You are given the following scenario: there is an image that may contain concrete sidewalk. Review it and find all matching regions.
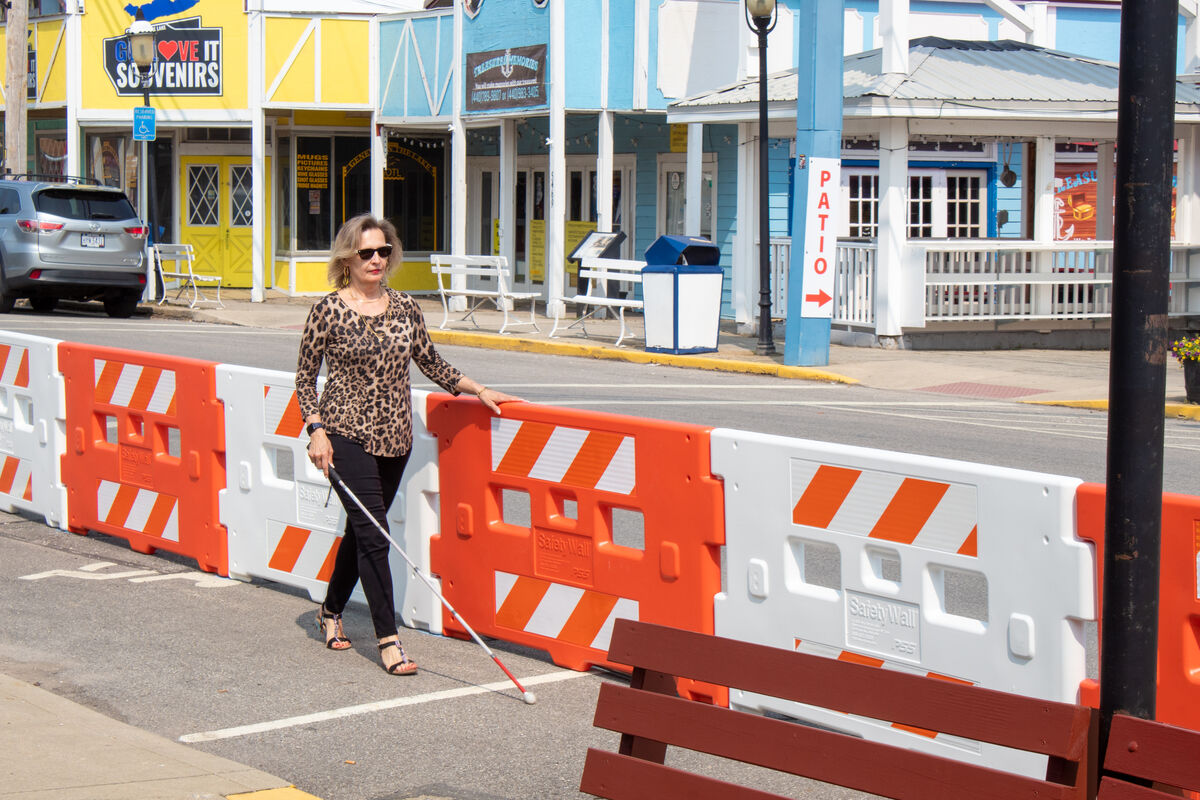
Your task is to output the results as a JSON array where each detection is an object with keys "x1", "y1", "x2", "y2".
[
  {"x1": 0, "y1": 672, "x2": 314, "y2": 800},
  {"x1": 151, "y1": 288, "x2": 1200, "y2": 420}
]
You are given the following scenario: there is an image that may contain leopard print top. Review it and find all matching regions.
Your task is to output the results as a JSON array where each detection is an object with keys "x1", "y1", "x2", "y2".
[{"x1": 296, "y1": 289, "x2": 464, "y2": 457}]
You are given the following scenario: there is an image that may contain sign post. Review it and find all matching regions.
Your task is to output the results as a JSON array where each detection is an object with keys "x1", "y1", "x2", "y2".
[{"x1": 784, "y1": 0, "x2": 844, "y2": 367}]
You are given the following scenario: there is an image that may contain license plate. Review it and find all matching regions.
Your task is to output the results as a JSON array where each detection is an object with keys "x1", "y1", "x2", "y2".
[{"x1": 81, "y1": 233, "x2": 105, "y2": 248}]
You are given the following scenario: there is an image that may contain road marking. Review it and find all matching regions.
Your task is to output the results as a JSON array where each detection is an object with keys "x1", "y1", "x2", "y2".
[
  {"x1": 179, "y1": 670, "x2": 592, "y2": 743},
  {"x1": 19, "y1": 560, "x2": 236, "y2": 588}
]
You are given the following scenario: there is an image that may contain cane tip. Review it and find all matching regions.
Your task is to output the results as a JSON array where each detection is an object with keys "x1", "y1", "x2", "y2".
[{"x1": 522, "y1": 691, "x2": 538, "y2": 705}]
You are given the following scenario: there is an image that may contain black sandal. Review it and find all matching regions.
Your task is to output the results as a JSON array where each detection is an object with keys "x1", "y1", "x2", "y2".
[
  {"x1": 315, "y1": 604, "x2": 351, "y2": 650},
  {"x1": 378, "y1": 639, "x2": 418, "y2": 675}
]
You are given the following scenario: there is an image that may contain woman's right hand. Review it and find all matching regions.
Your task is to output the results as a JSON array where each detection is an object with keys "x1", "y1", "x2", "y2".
[{"x1": 308, "y1": 430, "x2": 333, "y2": 477}]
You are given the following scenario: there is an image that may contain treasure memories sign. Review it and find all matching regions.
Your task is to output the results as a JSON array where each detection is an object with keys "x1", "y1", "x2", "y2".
[
  {"x1": 103, "y1": 16, "x2": 222, "y2": 96},
  {"x1": 465, "y1": 45, "x2": 546, "y2": 112}
]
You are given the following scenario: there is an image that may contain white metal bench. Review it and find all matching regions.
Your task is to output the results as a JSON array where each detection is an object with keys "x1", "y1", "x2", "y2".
[
  {"x1": 430, "y1": 254, "x2": 540, "y2": 335},
  {"x1": 551, "y1": 257, "x2": 645, "y2": 347},
  {"x1": 155, "y1": 243, "x2": 223, "y2": 309}
]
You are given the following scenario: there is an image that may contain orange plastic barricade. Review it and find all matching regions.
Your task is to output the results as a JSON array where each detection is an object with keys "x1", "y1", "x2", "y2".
[
  {"x1": 59, "y1": 343, "x2": 227, "y2": 574},
  {"x1": 1077, "y1": 483, "x2": 1200, "y2": 730},
  {"x1": 428, "y1": 395, "x2": 724, "y2": 683}
]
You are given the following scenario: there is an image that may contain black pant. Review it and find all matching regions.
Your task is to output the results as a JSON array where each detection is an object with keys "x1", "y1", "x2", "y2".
[{"x1": 322, "y1": 433, "x2": 410, "y2": 639}]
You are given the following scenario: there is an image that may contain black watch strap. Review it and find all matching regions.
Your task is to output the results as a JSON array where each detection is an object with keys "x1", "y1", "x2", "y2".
[{"x1": 306, "y1": 422, "x2": 325, "y2": 436}]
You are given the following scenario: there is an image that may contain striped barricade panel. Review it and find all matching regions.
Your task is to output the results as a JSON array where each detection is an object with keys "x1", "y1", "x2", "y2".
[
  {"x1": 216, "y1": 365, "x2": 443, "y2": 633},
  {"x1": 711, "y1": 428, "x2": 1093, "y2": 777},
  {"x1": 428, "y1": 395, "x2": 724, "y2": 687},
  {"x1": 59, "y1": 344, "x2": 227, "y2": 574},
  {"x1": 0, "y1": 333, "x2": 67, "y2": 528},
  {"x1": 1077, "y1": 484, "x2": 1200, "y2": 733}
]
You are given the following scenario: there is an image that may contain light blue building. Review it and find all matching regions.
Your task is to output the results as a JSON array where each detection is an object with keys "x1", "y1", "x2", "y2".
[{"x1": 378, "y1": 0, "x2": 1200, "y2": 346}]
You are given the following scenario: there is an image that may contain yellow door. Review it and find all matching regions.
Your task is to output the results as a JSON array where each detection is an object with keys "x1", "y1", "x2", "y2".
[{"x1": 180, "y1": 155, "x2": 265, "y2": 287}]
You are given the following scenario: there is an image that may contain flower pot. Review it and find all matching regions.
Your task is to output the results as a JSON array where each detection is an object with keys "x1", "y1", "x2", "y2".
[{"x1": 1185, "y1": 359, "x2": 1200, "y2": 404}]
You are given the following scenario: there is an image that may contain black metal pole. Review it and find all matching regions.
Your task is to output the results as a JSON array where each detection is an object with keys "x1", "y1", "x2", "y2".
[
  {"x1": 143, "y1": 82, "x2": 159, "y2": 300},
  {"x1": 755, "y1": 19, "x2": 775, "y2": 355},
  {"x1": 1100, "y1": 0, "x2": 1175, "y2": 759}
]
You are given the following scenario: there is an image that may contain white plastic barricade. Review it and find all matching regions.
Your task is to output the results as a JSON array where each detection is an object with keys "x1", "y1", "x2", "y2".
[
  {"x1": 711, "y1": 428, "x2": 1094, "y2": 777},
  {"x1": 216, "y1": 365, "x2": 442, "y2": 633},
  {"x1": 0, "y1": 333, "x2": 66, "y2": 529}
]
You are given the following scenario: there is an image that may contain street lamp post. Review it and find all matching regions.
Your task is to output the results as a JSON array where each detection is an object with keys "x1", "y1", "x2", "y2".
[
  {"x1": 125, "y1": 10, "x2": 157, "y2": 300},
  {"x1": 746, "y1": 0, "x2": 777, "y2": 355}
]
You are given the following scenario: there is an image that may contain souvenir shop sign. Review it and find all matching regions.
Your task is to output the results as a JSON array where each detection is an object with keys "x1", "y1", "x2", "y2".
[
  {"x1": 465, "y1": 45, "x2": 546, "y2": 112},
  {"x1": 103, "y1": 16, "x2": 223, "y2": 96}
]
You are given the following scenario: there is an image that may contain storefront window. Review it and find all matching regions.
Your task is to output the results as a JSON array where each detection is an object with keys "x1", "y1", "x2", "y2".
[
  {"x1": 87, "y1": 134, "x2": 137, "y2": 198},
  {"x1": 295, "y1": 136, "x2": 331, "y2": 251},
  {"x1": 335, "y1": 136, "x2": 372, "y2": 231},
  {"x1": 276, "y1": 136, "x2": 291, "y2": 251},
  {"x1": 384, "y1": 136, "x2": 445, "y2": 253},
  {"x1": 35, "y1": 135, "x2": 66, "y2": 178}
]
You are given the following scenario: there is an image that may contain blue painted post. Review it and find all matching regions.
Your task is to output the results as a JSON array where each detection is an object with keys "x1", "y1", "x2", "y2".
[{"x1": 784, "y1": 0, "x2": 844, "y2": 367}]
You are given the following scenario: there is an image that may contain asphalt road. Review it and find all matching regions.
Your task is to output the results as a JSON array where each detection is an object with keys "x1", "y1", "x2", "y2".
[{"x1": 0, "y1": 306, "x2": 1196, "y2": 799}]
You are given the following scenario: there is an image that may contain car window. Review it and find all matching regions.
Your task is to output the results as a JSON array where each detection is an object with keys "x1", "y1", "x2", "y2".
[
  {"x1": 34, "y1": 189, "x2": 136, "y2": 221},
  {"x1": 0, "y1": 188, "x2": 20, "y2": 215}
]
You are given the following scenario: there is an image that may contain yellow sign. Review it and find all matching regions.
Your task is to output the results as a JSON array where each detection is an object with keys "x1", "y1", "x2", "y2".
[
  {"x1": 529, "y1": 220, "x2": 545, "y2": 281},
  {"x1": 564, "y1": 220, "x2": 598, "y2": 274},
  {"x1": 670, "y1": 124, "x2": 689, "y2": 153},
  {"x1": 492, "y1": 218, "x2": 500, "y2": 255}
]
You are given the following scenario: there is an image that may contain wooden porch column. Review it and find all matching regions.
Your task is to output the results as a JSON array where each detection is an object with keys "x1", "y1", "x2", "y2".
[
  {"x1": 1097, "y1": 141, "x2": 1116, "y2": 241},
  {"x1": 450, "y1": 0, "x2": 468, "y2": 311},
  {"x1": 499, "y1": 118, "x2": 517, "y2": 279},
  {"x1": 876, "y1": 118, "x2": 909, "y2": 338},
  {"x1": 736, "y1": 122, "x2": 757, "y2": 326},
  {"x1": 686, "y1": 123, "x2": 703, "y2": 235},
  {"x1": 1176, "y1": 128, "x2": 1200, "y2": 244},
  {"x1": 1033, "y1": 135, "x2": 1057, "y2": 314}
]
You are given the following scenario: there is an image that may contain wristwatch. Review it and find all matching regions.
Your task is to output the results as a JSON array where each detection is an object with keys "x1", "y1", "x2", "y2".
[{"x1": 306, "y1": 422, "x2": 325, "y2": 436}]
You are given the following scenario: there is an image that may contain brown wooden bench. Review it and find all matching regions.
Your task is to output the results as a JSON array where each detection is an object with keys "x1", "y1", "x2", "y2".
[
  {"x1": 581, "y1": 620, "x2": 1096, "y2": 800},
  {"x1": 1099, "y1": 713, "x2": 1200, "y2": 799}
]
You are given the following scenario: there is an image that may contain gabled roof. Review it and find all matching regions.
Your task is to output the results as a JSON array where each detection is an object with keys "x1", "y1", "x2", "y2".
[{"x1": 669, "y1": 37, "x2": 1200, "y2": 123}]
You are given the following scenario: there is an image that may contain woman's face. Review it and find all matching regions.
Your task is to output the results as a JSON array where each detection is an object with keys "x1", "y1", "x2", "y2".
[{"x1": 347, "y1": 227, "x2": 390, "y2": 292}]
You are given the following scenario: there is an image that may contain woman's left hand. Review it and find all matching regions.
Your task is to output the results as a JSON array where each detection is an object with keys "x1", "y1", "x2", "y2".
[{"x1": 477, "y1": 386, "x2": 523, "y2": 415}]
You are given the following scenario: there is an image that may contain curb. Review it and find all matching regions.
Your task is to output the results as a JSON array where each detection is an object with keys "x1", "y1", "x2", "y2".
[
  {"x1": 227, "y1": 790, "x2": 324, "y2": 800},
  {"x1": 1024, "y1": 398, "x2": 1200, "y2": 420},
  {"x1": 428, "y1": 329, "x2": 859, "y2": 384}
]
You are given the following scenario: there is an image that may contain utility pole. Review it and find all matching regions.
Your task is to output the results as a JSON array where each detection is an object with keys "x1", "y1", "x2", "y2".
[{"x1": 4, "y1": 1, "x2": 29, "y2": 176}]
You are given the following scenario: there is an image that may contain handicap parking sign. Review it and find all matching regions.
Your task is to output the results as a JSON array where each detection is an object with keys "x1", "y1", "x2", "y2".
[{"x1": 133, "y1": 106, "x2": 156, "y2": 142}]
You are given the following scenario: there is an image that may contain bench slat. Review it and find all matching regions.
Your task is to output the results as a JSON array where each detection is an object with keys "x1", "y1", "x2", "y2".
[
  {"x1": 580, "y1": 749, "x2": 790, "y2": 800},
  {"x1": 1102, "y1": 714, "x2": 1200, "y2": 791},
  {"x1": 607, "y1": 621, "x2": 1091, "y2": 758},
  {"x1": 592, "y1": 682, "x2": 1075, "y2": 800},
  {"x1": 1097, "y1": 777, "x2": 1185, "y2": 800}
]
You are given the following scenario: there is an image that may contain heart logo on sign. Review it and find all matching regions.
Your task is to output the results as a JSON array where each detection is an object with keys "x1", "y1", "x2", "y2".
[{"x1": 157, "y1": 41, "x2": 177, "y2": 60}]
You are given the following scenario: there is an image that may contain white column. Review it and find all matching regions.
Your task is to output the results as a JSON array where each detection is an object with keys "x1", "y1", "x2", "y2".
[
  {"x1": 500, "y1": 118, "x2": 517, "y2": 267},
  {"x1": 633, "y1": 0, "x2": 649, "y2": 109},
  {"x1": 597, "y1": 112, "x2": 614, "y2": 232},
  {"x1": 370, "y1": 18, "x2": 384, "y2": 224},
  {"x1": 876, "y1": 118, "x2": 909, "y2": 337},
  {"x1": 685, "y1": 123, "x2": 702, "y2": 235},
  {"x1": 1032, "y1": 135, "x2": 1056, "y2": 314},
  {"x1": 546, "y1": 0, "x2": 567, "y2": 318},
  {"x1": 735, "y1": 121, "x2": 756, "y2": 327},
  {"x1": 450, "y1": 0, "x2": 467, "y2": 309},
  {"x1": 65, "y1": 10, "x2": 81, "y2": 178},
  {"x1": 1176, "y1": 131, "x2": 1200, "y2": 244},
  {"x1": 880, "y1": 0, "x2": 909, "y2": 75},
  {"x1": 1186, "y1": 6, "x2": 1200, "y2": 74},
  {"x1": 249, "y1": 11, "x2": 265, "y2": 302},
  {"x1": 1026, "y1": 2, "x2": 1051, "y2": 47}
]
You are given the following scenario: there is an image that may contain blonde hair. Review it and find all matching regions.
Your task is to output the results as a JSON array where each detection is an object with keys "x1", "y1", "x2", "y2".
[{"x1": 326, "y1": 214, "x2": 403, "y2": 289}]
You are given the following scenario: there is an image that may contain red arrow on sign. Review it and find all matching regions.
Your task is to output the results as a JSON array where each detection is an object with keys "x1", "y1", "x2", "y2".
[{"x1": 805, "y1": 290, "x2": 832, "y2": 307}]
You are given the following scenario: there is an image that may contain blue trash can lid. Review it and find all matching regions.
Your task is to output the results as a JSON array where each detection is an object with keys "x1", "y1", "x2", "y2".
[{"x1": 645, "y1": 234, "x2": 721, "y2": 266}]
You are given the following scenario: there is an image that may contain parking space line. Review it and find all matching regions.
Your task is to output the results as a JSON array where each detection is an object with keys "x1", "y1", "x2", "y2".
[{"x1": 179, "y1": 670, "x2": 592, "y2": 743}]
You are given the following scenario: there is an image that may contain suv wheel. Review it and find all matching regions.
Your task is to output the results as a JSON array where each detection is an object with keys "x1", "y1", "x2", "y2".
[
  {"x1": 29, "y1": 297, "x2": 57, "y2": 313},
  {"x1": 0, "y1": 290, "x2": 15, "y2": 313},
  {"x1": 104, "y1": 291, "x2": 141, "y2": 319}
]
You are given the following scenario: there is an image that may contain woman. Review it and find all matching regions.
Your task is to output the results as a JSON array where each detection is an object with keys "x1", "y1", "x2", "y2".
[{"x1": 296, "y1": 213, "x2": 520, "y2": 675}]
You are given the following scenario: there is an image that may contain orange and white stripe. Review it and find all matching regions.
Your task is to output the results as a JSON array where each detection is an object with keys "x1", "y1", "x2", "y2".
[
  {"x1": 491, "y1": 418, "x2": 636, "y2": 494},
  {"x1": 265, "y1": 521, "x2": 341, "y2": 582},
  {"x1": 263, "y1": 385, "x2": 305, "y2": 438},
  {"x1": 93, "y1": 360, "x2": 176, "y2": 415},
  {"x1": 494, "y1": 571, "x2": 638, "y2": 651},
  {"x1": 0, "y1": 344, "x2": 30, "y2": 388},
  {"x1": 97, "y1": 479, "x2": 179, "y2": 541},
  {"x1": 0, "y1": 455, "x2": 33, "y2": 502},
  {"x1": 791, "y1": 638, "x2": 977, "y2": 746},
  {"x1": 790, "y1": 459, "x2": 978, "y2": 556}
]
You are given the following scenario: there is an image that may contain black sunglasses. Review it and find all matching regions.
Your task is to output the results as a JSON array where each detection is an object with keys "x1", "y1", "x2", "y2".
[{"x1": 356, "y1": 245, "x2": 394, "y2": 260}]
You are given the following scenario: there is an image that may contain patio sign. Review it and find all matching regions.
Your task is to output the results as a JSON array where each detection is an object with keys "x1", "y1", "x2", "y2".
[
  {"x1": 465, "y1": 45, "x2": 546, "y2": 111},
  {"x1": 103, "y1": 16, "x2": 223, "y2": 96},
  {"x1": 799, "y1": 157, "x2": 840, "y2": 319}
]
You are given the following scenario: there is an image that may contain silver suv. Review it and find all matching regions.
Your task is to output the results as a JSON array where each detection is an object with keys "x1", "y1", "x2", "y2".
[{"x1": 0, "y1": 175, "x2": 148, "y2": 317}]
